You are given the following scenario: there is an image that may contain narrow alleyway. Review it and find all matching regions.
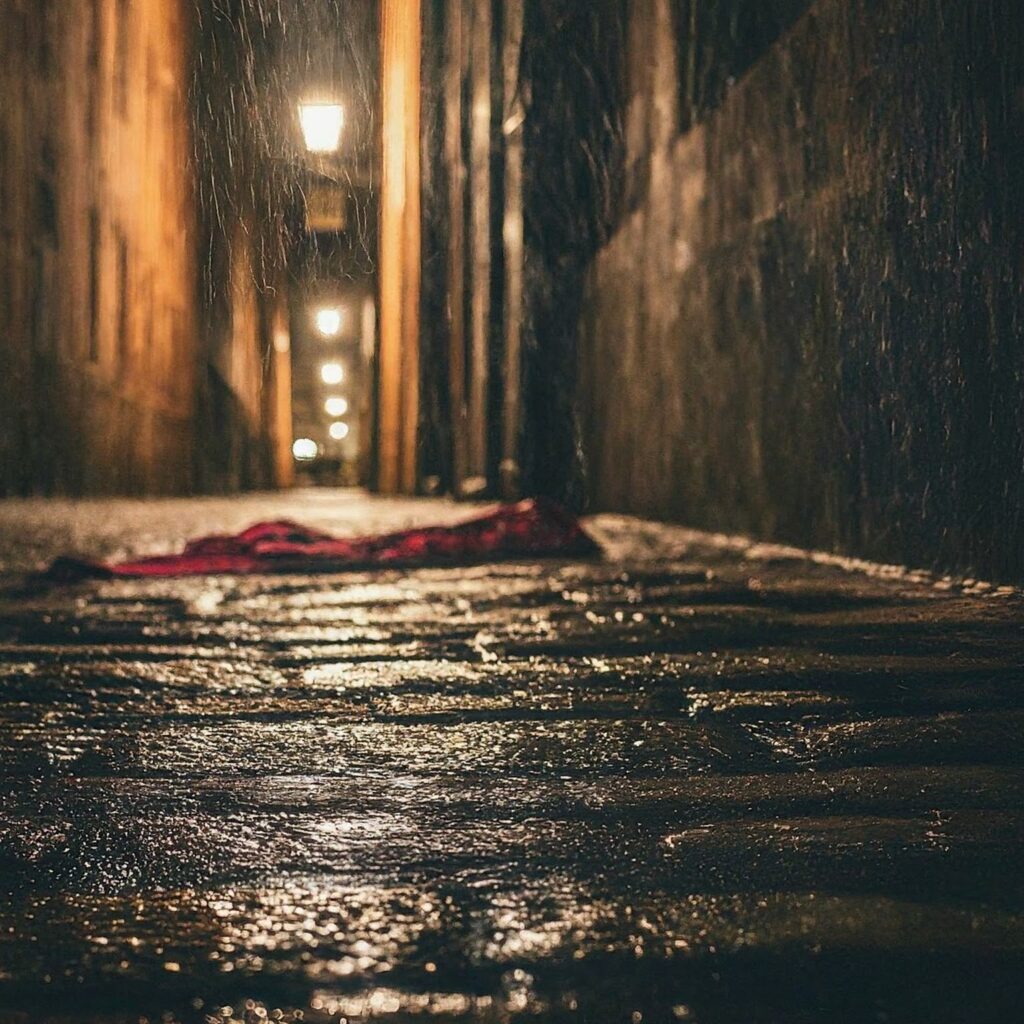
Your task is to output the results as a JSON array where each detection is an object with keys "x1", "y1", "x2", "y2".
[{"x1": 1, "y1": 490, "x2": 1022, "y2": 1023}]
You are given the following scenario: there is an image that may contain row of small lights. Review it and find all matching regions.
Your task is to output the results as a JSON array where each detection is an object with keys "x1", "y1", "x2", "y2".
[
  {"x1": 316, "y1": 304, "x2": 350, "y2": 442},
  {"x1": 294, "y1": 401, "x2": 349, "y2": 460},
  {"x1": 293, "y1": 303, "x2": 351, "y2": 461},
  {"x1": 293, "y1": 103, "x2": 349, "y2": 463}
]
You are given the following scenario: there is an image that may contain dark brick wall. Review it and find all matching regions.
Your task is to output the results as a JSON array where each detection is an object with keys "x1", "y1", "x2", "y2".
[{"x1": 578, "y1": 0, "x2": 1024, "y2": 581}]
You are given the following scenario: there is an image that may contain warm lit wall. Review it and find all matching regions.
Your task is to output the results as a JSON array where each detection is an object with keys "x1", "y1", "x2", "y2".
[
  {"x1": 187, "y1": 0, "x2": 298, "y2": 496},
  {"x1": 578, "y1": 0, "x2": 1024, "y2": 581},
  {"x1": 190, "y1": 208, "x2": 294, "y2": 493},
  {"x1": 0, "y1": 0, "x2": 199, "y2": 495},
  {"x1": 268, "y1": 300, "x2": 295, "y2": 490}
]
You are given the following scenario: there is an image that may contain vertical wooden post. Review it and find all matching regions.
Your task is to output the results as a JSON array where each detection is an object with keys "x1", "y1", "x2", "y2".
[
  {"x1": 269, "y1": 299, "x2": 294, "y2": 489},
  {"x1": 357, "y1": 295, "x2": 377, "y2": 486},
  {"x1": 466, "y1": 0, "x2": 492, "y2": 494},
  {"x1": 501, "y1": 0, "x2": 524, "y2": 500},
  {"x1": 379, "y1": 0, "x2": 422, "y2": 494},
  {"x1": 444, "y1": 0, "x2": 468, "y2": 494},
  {"x1": 400, "y1": 5, "x2": 422, "y2": 494}
]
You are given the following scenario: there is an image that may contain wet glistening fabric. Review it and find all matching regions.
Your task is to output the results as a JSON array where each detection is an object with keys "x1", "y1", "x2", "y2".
[{"x1": 44, "y1": 498, "x2": 600, "y2": 580}]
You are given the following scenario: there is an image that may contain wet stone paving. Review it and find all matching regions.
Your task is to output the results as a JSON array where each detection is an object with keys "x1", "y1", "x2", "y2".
[{"x1": 0, "y1": 490, "x2": 1023, "y2": 1024}]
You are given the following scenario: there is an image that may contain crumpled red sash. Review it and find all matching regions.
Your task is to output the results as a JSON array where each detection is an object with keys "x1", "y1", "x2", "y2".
[{"x1": 44, "y1": 497, "x2": 600, "y2": 580}]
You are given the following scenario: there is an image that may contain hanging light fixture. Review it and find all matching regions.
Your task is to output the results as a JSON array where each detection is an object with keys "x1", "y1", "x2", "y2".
[{"x1": 299, "y1": 103, "x2": 345, "y2": 154}]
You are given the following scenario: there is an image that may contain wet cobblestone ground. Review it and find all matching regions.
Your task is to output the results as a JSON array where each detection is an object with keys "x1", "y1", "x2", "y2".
[{"x1": 1, "y1": 490, "x2": 1023, "y2": 1023}]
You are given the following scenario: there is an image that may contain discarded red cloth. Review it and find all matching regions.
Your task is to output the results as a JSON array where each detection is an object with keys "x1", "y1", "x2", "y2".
[{"x1": 44, "y1": 497, "x2": 600, "y2": 580}]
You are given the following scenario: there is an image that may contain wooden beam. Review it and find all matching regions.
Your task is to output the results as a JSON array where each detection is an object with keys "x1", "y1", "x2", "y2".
[
  {"x1": 378, "y1": 0, "x2": 422, "y2": 494},
  {"x1": 399, "y1": 3, "x2": 422, "y2": 494},
  {"x1": 268, "y1": 298, "x2": 294, "y2": 488}
]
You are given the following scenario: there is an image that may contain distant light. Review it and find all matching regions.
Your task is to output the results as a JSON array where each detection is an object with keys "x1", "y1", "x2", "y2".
[
  {"x1": 315, "y1": 307, "x2": 344, "y2": 337},
  {"x1": 299, "y1": 103, "x2": 344, "y2": 153},
  {"x1": 292, "y1": 438, "x2": 318, "y2": 461},
  {"x1": 324, "y1": 396, "x2": 348, "y2": 417},
  {"x1": 320, "y1": 362, "x2": 344, "y2": 385},
  {"x1": 329, "y1": 421, "x2": 350, "y2": 441}
]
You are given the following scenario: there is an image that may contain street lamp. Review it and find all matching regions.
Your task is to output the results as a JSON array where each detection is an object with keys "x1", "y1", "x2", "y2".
[
  {"x1": 292, "y1": 438, "x2": 318, "y2": 461},
  {"x1": 299, "y1": 102, "x2": 344, "y2": 154},
  {"x1": 315, "y1": 306, "x2": 344, "y2": 337},
  {"x1": 320, "y1": 362, "x2": 344, "y2": 385}
]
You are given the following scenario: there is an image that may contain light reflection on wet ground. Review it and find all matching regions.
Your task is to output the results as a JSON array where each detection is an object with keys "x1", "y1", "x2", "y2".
[{"x1": 1, "y1": 490, "x2": 1023, "y2": 1022}]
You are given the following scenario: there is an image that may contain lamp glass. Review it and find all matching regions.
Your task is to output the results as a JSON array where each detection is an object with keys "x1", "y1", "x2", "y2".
[
  {"x1": 292, "y1": 438, "x2": 318, "y2": 460},
  {"x1": 320, "y1": 362, "x2": 344, "y2": 385},
  {"x1": 299, "y1": 103, "x2": 344, "y2": 153},
  {"x1": 315, "y1": 307, "x2": 344, "y2": 337}
]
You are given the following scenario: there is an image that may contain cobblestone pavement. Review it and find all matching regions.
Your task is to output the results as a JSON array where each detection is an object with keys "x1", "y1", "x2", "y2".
[{"x1": 1, "y1": 490, "x2": 1023, "y2": 1024}]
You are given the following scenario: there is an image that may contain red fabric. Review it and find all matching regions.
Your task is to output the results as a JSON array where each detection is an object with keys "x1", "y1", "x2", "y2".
[{"x1": 44, "y1": 498, "x2": 600, "y2": 580}]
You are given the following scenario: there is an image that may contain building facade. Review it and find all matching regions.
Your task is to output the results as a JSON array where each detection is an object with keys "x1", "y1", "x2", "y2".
[{"x1": 0, "y1": 0, "x2": 292, "y2": 496}]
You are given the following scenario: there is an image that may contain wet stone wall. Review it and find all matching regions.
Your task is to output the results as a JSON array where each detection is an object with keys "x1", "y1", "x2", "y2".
[{"x1": 578, "y1": 0, "x2": 1024, "y2": 582}]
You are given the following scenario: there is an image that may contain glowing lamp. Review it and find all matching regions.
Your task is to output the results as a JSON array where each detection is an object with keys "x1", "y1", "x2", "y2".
[
  {"x1": 324, "y1": 396, "x2": 348, "y2": 417},
  {"x1": 299, "y1": 103, "x2": 344, "y2": 154},
  {"x1": 329, "y1": 421, "x2": 350, "y2": 441},
  {"x1": 315, "y1": 307, "x2": 344, "y2": 337},
  {"x1": 320, "y1": 362, "x2": 344, "y2": 385},
  {"x1": 292, "y1": 438, "x2": 318, "y2": 461}
]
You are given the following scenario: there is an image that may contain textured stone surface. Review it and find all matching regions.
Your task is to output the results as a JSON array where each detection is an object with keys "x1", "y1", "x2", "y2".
[
  {"x1": 577, "y1": 0, "x2": 1024, "y2": 582},
  {"x1": 0, "y1": 489, "x2": 1023, "y2": 1022}
]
